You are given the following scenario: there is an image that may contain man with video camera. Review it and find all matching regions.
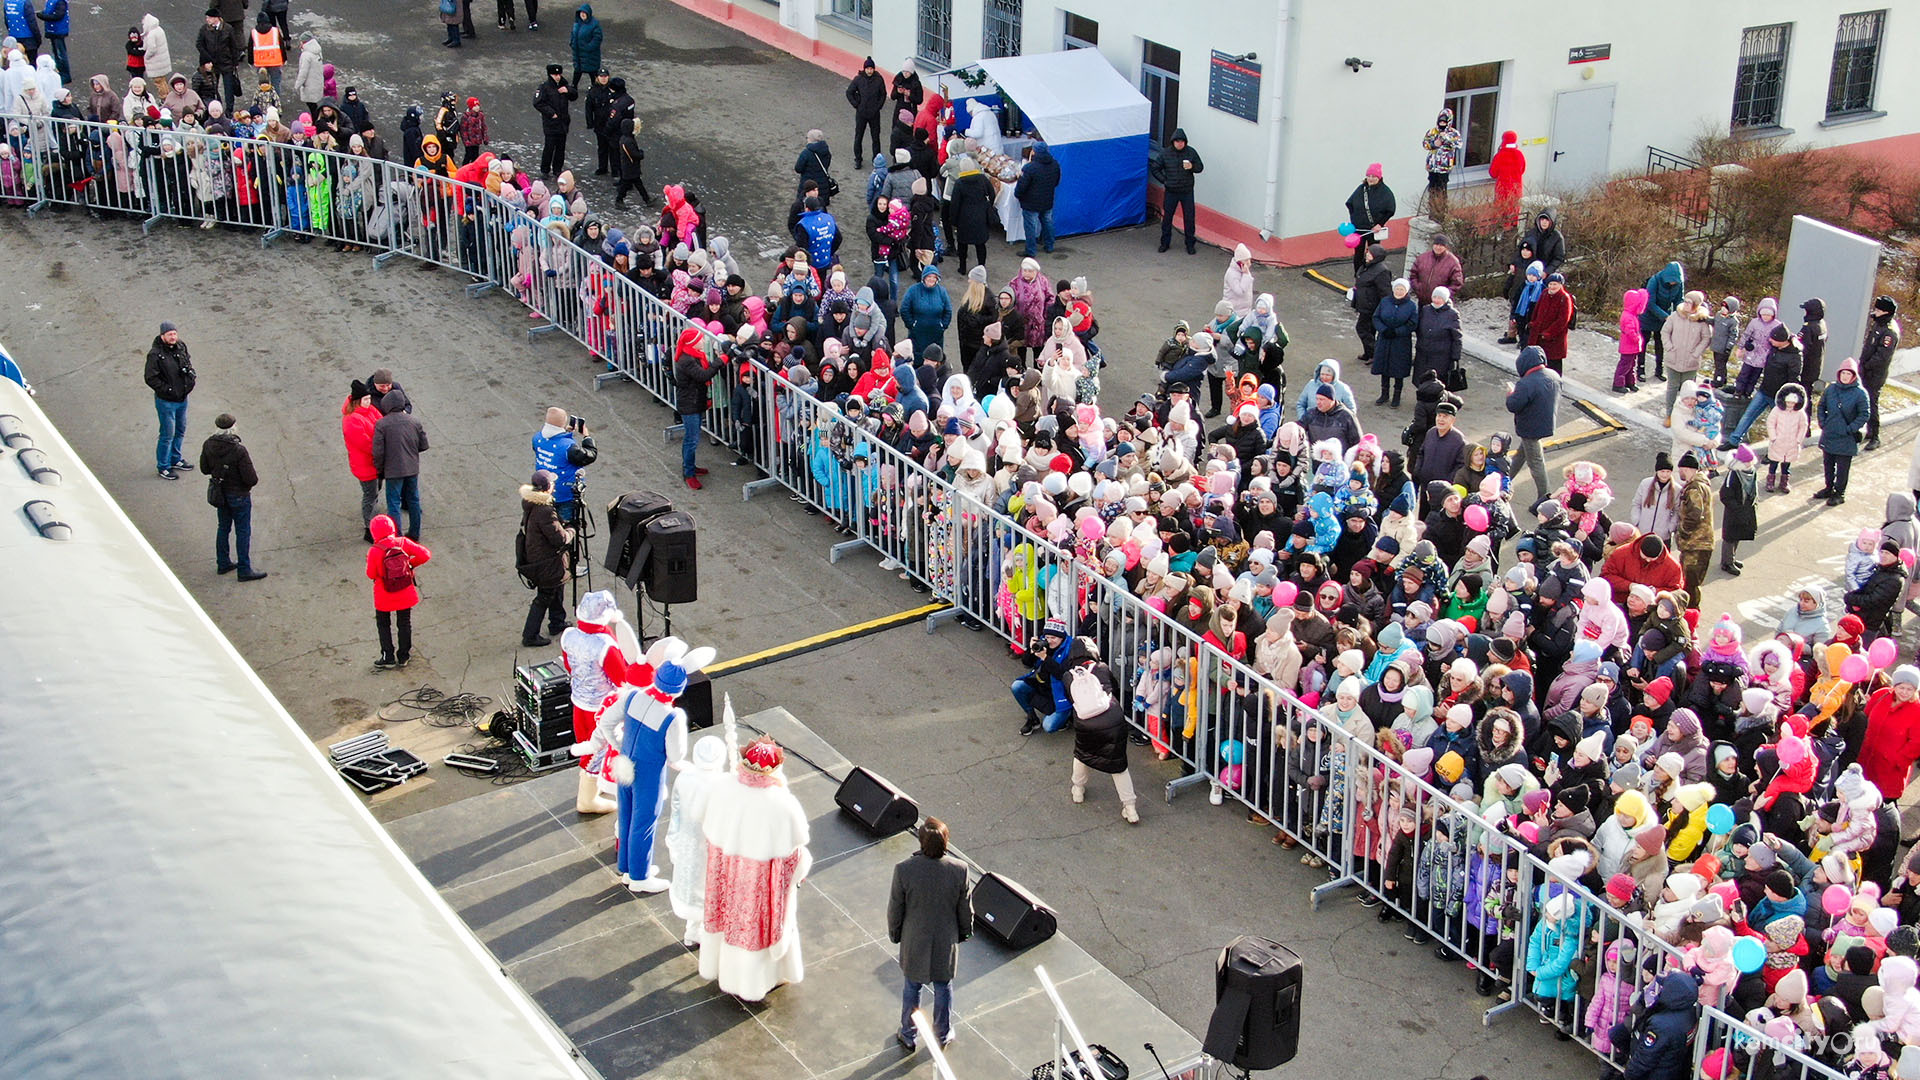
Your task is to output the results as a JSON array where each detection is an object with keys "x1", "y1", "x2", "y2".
[{"x1": 533, "y1": 406, "x2": 598, "y2": 521}]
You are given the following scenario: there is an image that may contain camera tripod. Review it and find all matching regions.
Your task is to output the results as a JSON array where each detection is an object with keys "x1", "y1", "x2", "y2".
[{"x1": 562, "y1": 478, "x2": 596, "y2": 609}]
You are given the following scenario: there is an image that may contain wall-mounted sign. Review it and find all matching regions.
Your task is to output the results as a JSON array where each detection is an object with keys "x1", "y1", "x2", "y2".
[
  {"x1": 1208, "y1": 51, "x2": 1261, "y2": 123},
  {"x1": 1568, "y1": 43, "x2": 1612, "y2": 64}
]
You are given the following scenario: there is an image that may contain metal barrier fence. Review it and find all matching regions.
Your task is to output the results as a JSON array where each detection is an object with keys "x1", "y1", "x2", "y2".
[
  {"x1": 1695, "y1": 1005, "x2": 1849, "y2": 1080},
  {"x1": 5, "y1": 109, "x2": 1847, "y2": 1080}
]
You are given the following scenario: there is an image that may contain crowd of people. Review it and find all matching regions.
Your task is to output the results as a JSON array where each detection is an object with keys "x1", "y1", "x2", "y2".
[{"x1": 31, "y1": 19, "x2": 1920, "y2": 1078}]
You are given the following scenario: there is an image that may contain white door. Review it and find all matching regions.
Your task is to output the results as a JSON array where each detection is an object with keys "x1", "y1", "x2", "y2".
[{"x1": 1548, "y1": 85, "x2": 1616, "y2": 191}]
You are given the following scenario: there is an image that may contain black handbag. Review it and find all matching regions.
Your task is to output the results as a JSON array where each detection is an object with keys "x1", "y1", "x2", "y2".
[{"x1": 1446, "y1": 361, "x2": 1470, "y2": 393}]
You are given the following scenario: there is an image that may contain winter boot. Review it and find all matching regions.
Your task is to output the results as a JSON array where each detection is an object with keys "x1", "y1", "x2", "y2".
[
  {"x1": 1071, "y1": 784, "x2": 1085, "y2": 804},
  {"x1": 577, "y1": 770, "x2": 616, "y2": 815},
  {"x1": 1764, "y1": 470, "x2": 1776, "y2": 492},
  {"x1": 1122, "y1": 802, "x2": 1139, "y2": 824}
]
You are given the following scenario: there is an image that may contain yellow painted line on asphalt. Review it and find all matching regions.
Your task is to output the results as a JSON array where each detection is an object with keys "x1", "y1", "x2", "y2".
[{"x1": 706, "y1": 603, "x2": 950, "y2": 678}]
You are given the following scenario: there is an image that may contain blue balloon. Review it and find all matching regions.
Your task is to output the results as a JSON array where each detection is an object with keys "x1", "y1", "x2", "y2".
[
  {"x1": 1219, "y1": 739, "x2": 1245, "y2": 765},
  {"x1": 1730, "y1": 936, "x2": 1765, "y2": 975},
  {"x1": 1706, "y1": 803, "x2": 1736, "y2": 835},
  {"x1": 1337, "y1": 222, "x2": 1357, "y2": 237}
]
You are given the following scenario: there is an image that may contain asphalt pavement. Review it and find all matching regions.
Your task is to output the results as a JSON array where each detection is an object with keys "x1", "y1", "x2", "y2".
[{"x1": 8, "y1": 1, "x2": 1916, "y2": 1077}]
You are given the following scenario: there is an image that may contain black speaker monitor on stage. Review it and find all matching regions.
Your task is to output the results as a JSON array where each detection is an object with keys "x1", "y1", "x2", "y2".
[
  {"x1": 834, "y1": 766, "x2": 918, "y2": 836},
  {"x1": 603, "y1": 490, "x2": 674, "y2": 584},
  {"x1": 970, "y1": 872, "x2": 1057, "y2": 950},
  {"x1": 1203, "y1": 935, "x2": 1302, "y2": 1071},
  {"x1": 643, "y1": 510, "x2": 698, "y2": 604},
  {"x1": 679, "y1": 669, "x2": 714, "y2": 731}
]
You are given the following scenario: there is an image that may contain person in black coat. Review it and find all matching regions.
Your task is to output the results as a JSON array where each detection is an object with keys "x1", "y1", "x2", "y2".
[
  {"x1": 888, "y1": 60, "x2": 923, "y2": 153},
  {"x1": 1518, "y1": 207, "x2": 1566, "y2": 277},
  {"x1": 1067, "y1": 667, "x2": 1138, "y2": 822},
  {"x1": 1797, "y1": 297, "x2": 1828, "y2": 389},
  {"x1": 1350, "y1": 242, "x2": 1391, "y2": 366},
  {"x1": 845, "y1": 57, "x2": 887, "y2": 161},
  {"x1": 614, "y1": 117, "x2": 652, "y2": 209},
  {"x1": 888, "y1": 818, "x2": 971, "y2": 1050},
  {"x1": 794, "y1": 128, "x2": 835, "y2": 205},
  {"x1": 1014, "y1": 142, "x2": 1062, "y2": 257},
  {"x1": 199, "y1": 413, "x2": 266, "y2": 581},
  {"x1": 1344, "y1": 165, "x2": 1395, "y2": 271},
  {"x1": 1860, "y1": 295, "x2": 1902, "y2": 450},
  {"x1": 1149, "y1": 127, "x2": 1204, "y2": 254},
  {"x1": 948, "y1": 163, "x2": 994, "y2": 274},
  {"x1": 1413, "y1": 288, "x2": 1462, "y2": 385},
  {"x1": 518, "y1": 471, "x2": 573, "y2": 645},
  {"x1": 532, "y1": 65, "x2": 577, "y2": 177},
  {"x1": 1369, "y1": 277, "x2": 1417, "y2": 406},
  {"x1": 1844, "y1": 538, "x2": 1907, "y2": 637}
]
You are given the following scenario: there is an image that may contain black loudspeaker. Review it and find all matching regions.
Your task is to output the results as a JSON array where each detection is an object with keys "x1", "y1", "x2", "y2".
[
  {"x1": 970, "y1": 872, "x2": 1057, "y2": 949},
  {"x1": 643, "y1": 511, "x2": 698, "y2": 604},
  {"x1": 679, "y1": 670, "x2": 714, "y2": 731},
  {"x1": 603, "y1": 490, "x2": 673, "y2": 583},
  {"x1": 834, "y1": 766, "x2": 918, "y2": 836},
  {"x1": 1203, "y1": 936, "x2": 1302, "y2": 1071}
]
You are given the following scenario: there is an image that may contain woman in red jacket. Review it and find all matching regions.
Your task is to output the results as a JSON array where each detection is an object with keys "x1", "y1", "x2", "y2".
[
  {"x1": 367, "y1": 513, "x2": 432, "y2": 668},
  {"x1": 1859, "y1": 667, "x2": 1920, "y2": 800},
  {"x1": 341, "y1": 379, "x2": 382, "y2": 541},
  {"x1": 1488, "y1": 130, "x2": 1525, "y2": 228},
  {"x1": 1526, "y1": 273, "x2": 1576, "y2": 373}
]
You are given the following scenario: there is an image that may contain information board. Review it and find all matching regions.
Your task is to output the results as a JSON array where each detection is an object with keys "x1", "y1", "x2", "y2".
[{"x1": 1208, "y1": 51, "x2": 1261, "y2": 123}]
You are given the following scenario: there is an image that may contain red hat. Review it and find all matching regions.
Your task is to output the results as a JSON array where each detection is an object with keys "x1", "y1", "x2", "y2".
[
  {"x1": 1049, "y1": 453, "x2": 1073, "y2": 474},
  {"x1": 1606, "y1": 874, "x2": 1635, "y2": 901},
  {"x1": 466, "y1": 96, "x2": 479, "y2": 108},
  {"x1": 1839, "y1": 614, "x2": 1866, "y2": 638},
  {"x1": 741, "y1": 735, "x2": 784, "y2": 773},
  {"x1": 1645, "y1": 677, "x2": 1673, "y2": 705},
  {"x1": 1458, "y1": 615, "x2": 1477, "y2": 633}
]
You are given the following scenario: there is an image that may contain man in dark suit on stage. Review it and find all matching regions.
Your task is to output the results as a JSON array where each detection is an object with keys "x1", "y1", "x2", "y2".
[{"x1": 888, "y1": 817, "x2": 972, "y2": 1051}]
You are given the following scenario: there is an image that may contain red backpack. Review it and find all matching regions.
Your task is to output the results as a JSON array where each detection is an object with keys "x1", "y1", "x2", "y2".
[{"x1": 379, "y1": 540, "x2": 415, "y2": 592}]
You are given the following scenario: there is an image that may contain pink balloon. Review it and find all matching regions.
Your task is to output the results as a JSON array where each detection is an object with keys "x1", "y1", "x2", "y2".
[
  {"x1": 1343, "y1": 232, "x2": 1363, "y2": 250},
  {"x1": 1273, "y1": 581, "x2": 1299, "y2": 607},
  {"x1": 1906, "y1": 548, "x2": 1918, "y2": 571},
  {"x1": 1841, "y1": 655, "x2": 1871, "y2": 683},
  {"x1": 1869, "y1": 636, "x2": 1899, "y2": 670},
  {"x1": 1463, "y1": 504, "x2": 1489, "y2": 532},
  {"x1": 1824, "y1": 884, "x2": 1853, "y2": 917},
  {"x1": 1220, "y1": 764, "x2": 1244, "y2": 790}
]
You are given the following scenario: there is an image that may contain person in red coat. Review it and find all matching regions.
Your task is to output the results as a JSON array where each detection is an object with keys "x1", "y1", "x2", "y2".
[
  {"x1": 1489, "y1": 130, "x2": 1525, "y2": 228},
  {"x1": 1599, "y1": 532, "x2": 1686, "y2": 605},
  {"x1": 367, "y1": 513, "x2": 431, "y2": 668},
  {"x1": 340, "y1": 380, "x2": 382, "y2": 541},
  {"x1": 1859, "y1": 667, "x2": 1920, "y2": 800},
  {"x1": 1527, "y1": 273, "x2": 1576, "y2": 373}
]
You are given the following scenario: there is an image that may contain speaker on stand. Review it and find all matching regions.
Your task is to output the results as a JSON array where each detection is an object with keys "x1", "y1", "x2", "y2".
[
  {"x1": 1202, "y1": 936, "x2": 1301, "y2": 1073},
  {"x1": 601, "y1": 492, "x2": 697, "y2": 641}
]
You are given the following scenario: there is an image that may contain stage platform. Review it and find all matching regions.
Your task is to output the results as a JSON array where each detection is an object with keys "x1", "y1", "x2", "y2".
[{"x1": 386, "y1": 706, "x2": 1205, "y2": 1080}]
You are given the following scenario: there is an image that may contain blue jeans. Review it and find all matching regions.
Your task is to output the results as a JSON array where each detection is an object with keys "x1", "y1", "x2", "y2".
[
  {"x1": 215, "y1": 492, "x2": 253, "y2": 572},
  {"x1": 681, "y1": 411, "x2": 703, "y2": 477},
  {"x1": 385, "y1": 474, "x2": 422, "y2": 538},
  {"x1": 1010, "y1": 678, "x2": 1072, "y2": 732},
  {"x1": 1726, "y1": 393, "x2": 1770, "y2": 445},
  {"x1": 1020, "y1": 208, "x2": 1054, "y2": 256},
  {"x1": 900, "y1": 979, "x2": 953, "y2": 1046},
  {"x1": 155, "y1": 397, "x2": 188, "y2": 471}
]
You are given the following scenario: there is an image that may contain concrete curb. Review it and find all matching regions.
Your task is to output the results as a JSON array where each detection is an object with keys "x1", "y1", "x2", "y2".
[{"x1": 1458, "y1": 330, "x2": 1670, "y2": 433}]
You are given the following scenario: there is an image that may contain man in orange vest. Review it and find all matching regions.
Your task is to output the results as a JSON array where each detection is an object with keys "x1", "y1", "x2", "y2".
[{"x1": 248, "y1": 11, "x2": 284, "y2": 95}]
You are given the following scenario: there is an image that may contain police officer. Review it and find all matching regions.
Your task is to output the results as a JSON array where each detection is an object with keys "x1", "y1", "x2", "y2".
[{"x1": 532, "y1": 406, "x2": 598, "y2": 520}]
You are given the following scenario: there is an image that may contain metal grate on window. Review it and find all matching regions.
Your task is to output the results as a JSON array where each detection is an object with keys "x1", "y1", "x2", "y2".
[
  {"x1": 1826, "y1": 10, "x2": 1884, "y2": 116},
  {"x1": 1732, "y1": 23, "x2": 1791, "y2": 129},
  {"x1": 983, "y1": 0, "x2": 1021, "y2": 59},
  {"x1": 917, "y1": 0, "x2": 952, "y2": 67}
]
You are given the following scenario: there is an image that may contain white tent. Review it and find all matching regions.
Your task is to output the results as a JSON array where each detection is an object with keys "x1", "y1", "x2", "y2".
[{"x1": 974, "y1": 49, "x2": 1150, "y2": 148}]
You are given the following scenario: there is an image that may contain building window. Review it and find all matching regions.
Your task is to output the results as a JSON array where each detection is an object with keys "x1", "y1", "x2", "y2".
[
  {"x1": 829, "y1": 0, "x2": 873, "y2": 27},
  {"x1": 1827, "y1": 10, "x2": 1885, "y2": 117},
  {"x1": 1732, "y1": 23, "x2": 1792, "y2": 129},
  {"x1": 983, "y1": 0, "x2": 1021, "y2": 59},
  {"x1": 1442, "y1": 61, "x2": 1502, "y2": 168},
  {"x1": 1062, "y1": 12, "x2": 1097, "y2": 51},
  {"x1": 1140, "y1": 41, "x2": 1180, "y2": 146},
  {"x1": 917, "y1": 0, "x2": 952, "y2": 68}
]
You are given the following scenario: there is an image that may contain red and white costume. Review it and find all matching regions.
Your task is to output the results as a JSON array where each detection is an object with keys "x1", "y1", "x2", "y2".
[
  {"x1": 560, "y1": 590, "x2": 644, "y2": 815},
  {"x1": 698, "y1": 738, "x2": 812, "y2": 1002}
]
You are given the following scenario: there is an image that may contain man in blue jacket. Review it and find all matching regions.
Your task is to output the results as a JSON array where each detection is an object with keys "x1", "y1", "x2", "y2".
[
  {"x1": 1617, "y1": 970, "x2": 1697, "y2": 1080},
  {"x1": 1014, "y1": 141, "x2": 1060, "y2": 258},
  {"x1": 796, "y1": 196, "x2": 841, "y2": 273},
  {"x1": 1012, "y1": 620, "x2": 1082, "y2": 736},
  {"x1": 4, "y1": 0, "x2": 41, "y2": 61},
  {"x1": 1160, "y1": 333, "x2": 1212, "y2": 392},
  {"x1": 1504, "y1": 345, "x2": 1560, "y2": 508},
  {"x1": 532, "y1": 406, "x2": 597, "y2": 521}
]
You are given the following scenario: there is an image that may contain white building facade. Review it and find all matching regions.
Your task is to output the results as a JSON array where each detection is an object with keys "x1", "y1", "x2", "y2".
[{"x1": 681, "y1": 0, "x2": 1918, "y2": 263}]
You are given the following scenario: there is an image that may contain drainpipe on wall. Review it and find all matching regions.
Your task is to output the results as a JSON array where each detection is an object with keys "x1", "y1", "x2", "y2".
[{"x1": 1259, "y1": 0, "x2": 1294, "y2": 242}]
